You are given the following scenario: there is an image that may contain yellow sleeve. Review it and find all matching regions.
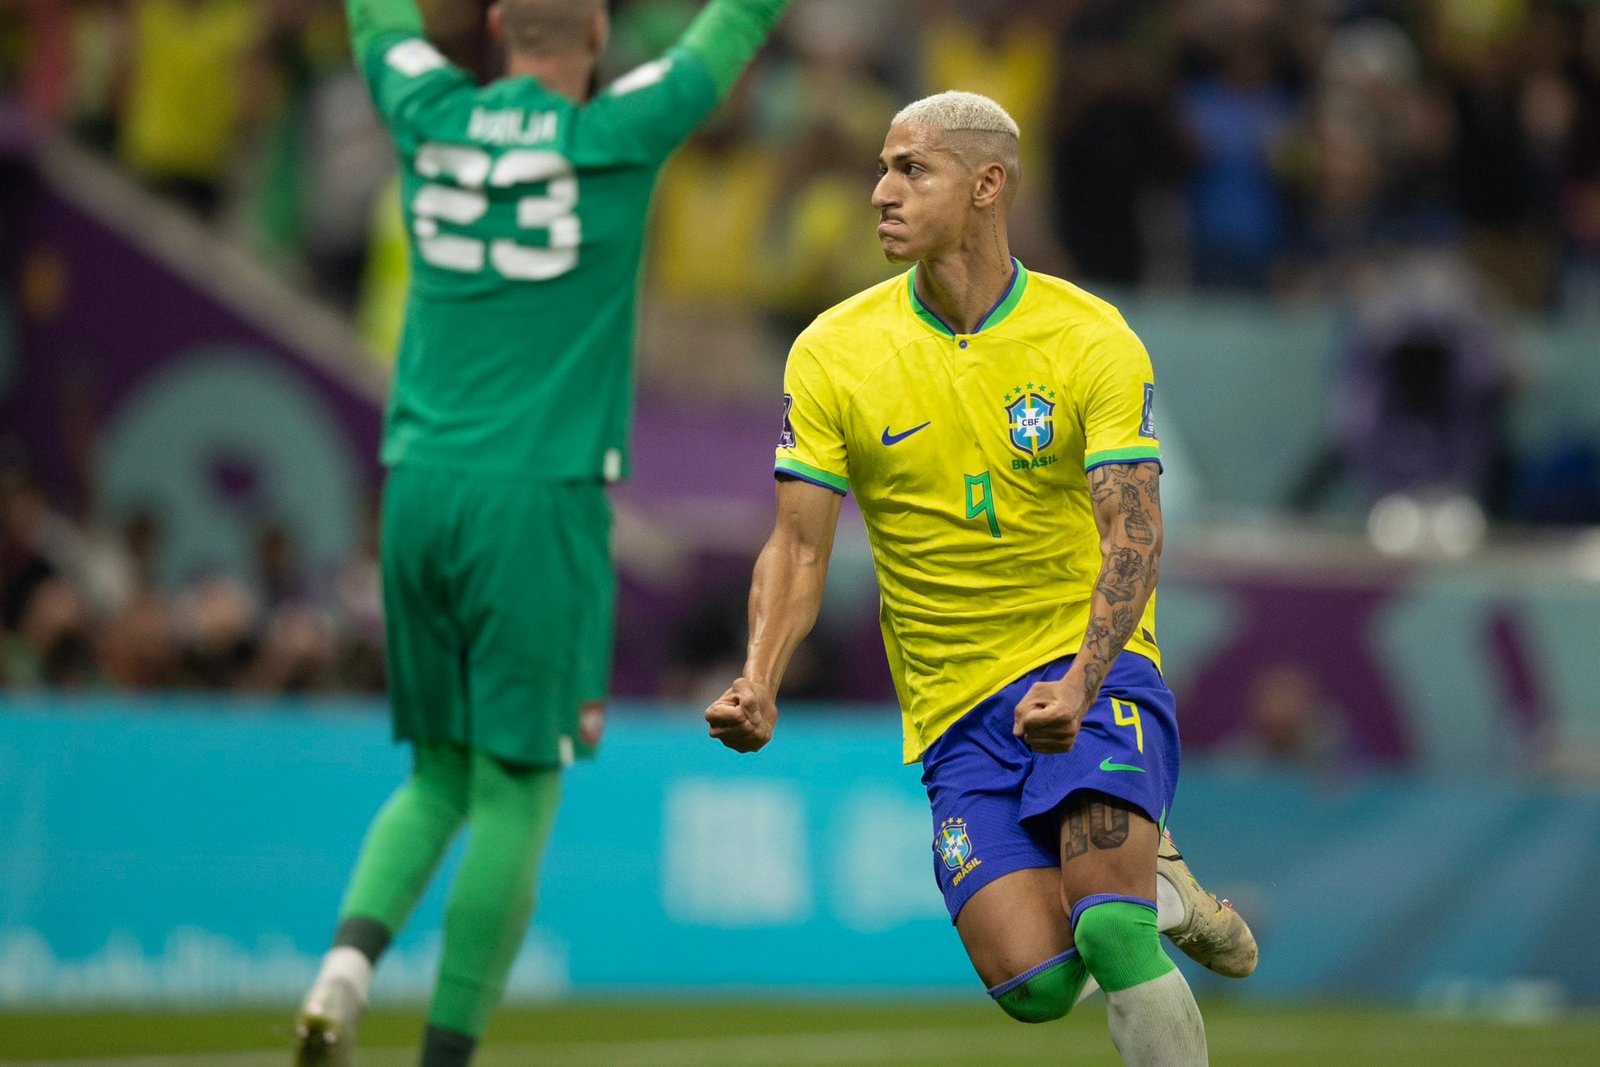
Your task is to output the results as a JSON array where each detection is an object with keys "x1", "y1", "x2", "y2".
[
  {"x1": 1080, "y1": 318, "x2": 1163, "y2": 472},
  {"x1": 773, "y1": 344, "x2": 850, "y2": 494}
]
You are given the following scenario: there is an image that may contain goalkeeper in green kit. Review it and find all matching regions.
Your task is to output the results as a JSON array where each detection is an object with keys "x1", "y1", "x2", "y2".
[{"x1": 294, "y1": 2, "x2": 791, "y2": 1064}]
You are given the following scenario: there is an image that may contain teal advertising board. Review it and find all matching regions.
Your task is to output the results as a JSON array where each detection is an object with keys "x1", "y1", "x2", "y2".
[{"x1": 1, "y1": 700, "x2": 1596, "y2": 1008}]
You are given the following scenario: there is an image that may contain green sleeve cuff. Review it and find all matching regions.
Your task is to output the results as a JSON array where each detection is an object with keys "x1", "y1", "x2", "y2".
[
  {"x1": 346, "y1": 0, "x2": 425, "y2": 66},
  {"x1": 680, "y1": 0, "x2": 790, "y2": 97},
  {"x1": 1084, "y1": 446, "x2": 1162, "y2": 472},
  {"x1": 775, "y1": 457, "x2": 849, "y2": 495}
]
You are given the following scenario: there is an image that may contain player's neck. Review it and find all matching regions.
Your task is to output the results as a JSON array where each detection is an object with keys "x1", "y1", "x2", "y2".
[
  {"x1": 506, "y1": 52, "x2": 596, "y2": 104},
  {"x1": 914, "y1": 244, "x2": 1016, "y2": 335}
]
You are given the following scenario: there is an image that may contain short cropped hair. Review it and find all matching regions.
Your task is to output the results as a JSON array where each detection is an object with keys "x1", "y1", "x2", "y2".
[
  {"x1": 892, "y1": 91, "x2": 1021, "y2": 138},
  {"x1": 891, "y1": 90, "x2": 1022, "y2": 192},
  {"x1": 500, "y1": 0, "x2": 604, "y2": 56}
]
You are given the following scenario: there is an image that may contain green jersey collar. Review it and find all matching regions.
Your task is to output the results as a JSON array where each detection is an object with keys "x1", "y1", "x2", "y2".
[{"x1": 908, "y1": 258, "x2": 1030, "y2": 338}]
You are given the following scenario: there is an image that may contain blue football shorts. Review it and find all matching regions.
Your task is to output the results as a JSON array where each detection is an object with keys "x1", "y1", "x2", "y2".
[{"x1": 921, "y1": 651, "x2": 1180, "y2": 922}]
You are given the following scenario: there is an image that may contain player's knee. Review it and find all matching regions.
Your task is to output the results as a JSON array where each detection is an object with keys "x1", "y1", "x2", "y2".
[
  {"x1": 1071, "y1": 898, "x2": 1174, "y2": 993},
  {"x1": 988, "y1": 950, "x2": 1087, "y2": 1023}
]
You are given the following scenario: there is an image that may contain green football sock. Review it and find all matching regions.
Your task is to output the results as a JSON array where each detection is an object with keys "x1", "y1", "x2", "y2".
[
  {"x1": 338, "y1": 744, "x2": 471, "y2": 945},
  {"x1": 428, "y1": 752, "x2": 562, "y2": 1040}
]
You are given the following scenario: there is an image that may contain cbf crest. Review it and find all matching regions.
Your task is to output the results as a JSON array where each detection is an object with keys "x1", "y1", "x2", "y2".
[
  {"x1": 937, "y1": 817, "x2": 974, "y2": 870},
  {"x1": 1005, "y1": 384, "x2": 1057, "y2": 457}
]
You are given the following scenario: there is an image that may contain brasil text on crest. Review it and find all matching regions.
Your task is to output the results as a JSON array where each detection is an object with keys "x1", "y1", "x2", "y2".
[
  {"x1": 938, "y1": 818, "x2": 982, "y2": 886},
  {"x1": 1005, "y1": 384, "x2": 1059, "y2": 470}
]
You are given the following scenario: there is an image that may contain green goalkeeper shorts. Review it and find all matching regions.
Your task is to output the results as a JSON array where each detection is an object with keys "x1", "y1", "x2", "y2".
[{"x1": 380, "y1": 464, "x2": 614, "y2": 767}]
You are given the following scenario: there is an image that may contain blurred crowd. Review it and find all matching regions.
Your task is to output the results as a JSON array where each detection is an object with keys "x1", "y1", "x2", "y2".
[
  {"x1": 4, "y1": 0, "x2": 1600, "y2": 707},
  {"x1": 0, "y1": 458, "x2": 386, "y2": 693},
  {"x1": 3, "y1": 0, "x2": 1599, "y2": 331}
]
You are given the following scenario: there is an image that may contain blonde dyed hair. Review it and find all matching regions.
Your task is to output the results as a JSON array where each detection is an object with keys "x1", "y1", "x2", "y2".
[{"x1": 891, "y1": 91, "x2": 1022, "y2": 191}]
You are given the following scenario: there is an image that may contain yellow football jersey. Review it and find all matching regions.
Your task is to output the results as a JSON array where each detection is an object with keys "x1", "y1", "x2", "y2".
[{"x1": 775, "y1": 261, "x2": 1163, "y2": 762}]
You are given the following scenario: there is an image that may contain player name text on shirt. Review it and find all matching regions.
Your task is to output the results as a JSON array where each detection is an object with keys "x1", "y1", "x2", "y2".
[{"x1": 468, "y1": 107, "x2": 559, "y2": 146}]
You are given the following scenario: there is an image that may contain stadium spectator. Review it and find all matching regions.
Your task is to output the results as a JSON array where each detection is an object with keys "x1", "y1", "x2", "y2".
[
  {"x1": 117, "y1": 0, "x2": 272, "y2": 219},
  {"x1": 1283, "y1": 18, "x2": 1457, "y2": 297},
  {"x1": 1229, "y1": 663, "x2": 1356, "y2": 776},
  {"x1": 174, "y1": 574, "x2": 259, "y2": 689},
  {"x1": 2, "y1": 574, "x2": 98, "y2": 687},
  {"x1": 1287, "y1": 255, "x2": 1515, "y2": 517},
  {"x1": 1048, "y1": 2, "x2": 1183, "y2": 287},
  {"x1": 98, "y1": 589, "x2": 182, "y2": 689},
  {"x1": 1555, "y1": 5, "x2": 1600, "y2": 318},
  {"x1": 1176, "y1": 6, "x2": 1301, "y2": 291}
]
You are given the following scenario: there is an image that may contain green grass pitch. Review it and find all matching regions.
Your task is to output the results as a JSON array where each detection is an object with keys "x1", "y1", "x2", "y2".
[{"x1": 3, "y1": 999, "x2": 1598, "y2": 1065}]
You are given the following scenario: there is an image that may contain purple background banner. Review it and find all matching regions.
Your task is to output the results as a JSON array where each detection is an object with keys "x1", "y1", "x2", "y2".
[{"x1": 6, "y1": 143, "x2": 1599, "y2": 774}]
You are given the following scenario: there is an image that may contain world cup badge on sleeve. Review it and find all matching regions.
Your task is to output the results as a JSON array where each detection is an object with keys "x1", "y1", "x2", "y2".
[{"x1": 778, "y1": 392, "x2": 796, "y2": 449}]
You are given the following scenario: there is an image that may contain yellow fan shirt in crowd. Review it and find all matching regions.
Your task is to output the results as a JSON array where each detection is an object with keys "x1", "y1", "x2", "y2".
[{"x1": 120, "y1": 0, "x2": 260, "y2": 183}]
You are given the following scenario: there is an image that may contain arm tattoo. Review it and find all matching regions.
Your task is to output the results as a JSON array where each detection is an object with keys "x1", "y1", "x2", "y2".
[{"x1": 1077, "y1": 464, "x2": 1163, "y2": 707}]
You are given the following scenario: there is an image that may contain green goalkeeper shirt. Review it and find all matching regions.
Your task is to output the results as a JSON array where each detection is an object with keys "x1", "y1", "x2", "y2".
[{"x1": 347, "y1": 0, "x2": 788, "y2": 480}]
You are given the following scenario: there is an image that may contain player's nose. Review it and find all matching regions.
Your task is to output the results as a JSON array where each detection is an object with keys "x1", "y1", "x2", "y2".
[{"x1": 871, "y1": 174, "x2": 898, "y2": 211}]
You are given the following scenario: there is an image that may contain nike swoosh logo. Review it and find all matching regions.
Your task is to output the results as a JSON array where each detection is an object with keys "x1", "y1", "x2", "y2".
[
  {"x1": 1100, "y1": 757, "x2": 1145, "y2": 773},
  {"x1": 881, "y1": 421, "x2": 932, "y2": 446}
]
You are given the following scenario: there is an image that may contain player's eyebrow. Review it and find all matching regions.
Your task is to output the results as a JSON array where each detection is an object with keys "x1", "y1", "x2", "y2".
[{"x1": 879, "y1": 149, "x2": 926, "y2": 169}]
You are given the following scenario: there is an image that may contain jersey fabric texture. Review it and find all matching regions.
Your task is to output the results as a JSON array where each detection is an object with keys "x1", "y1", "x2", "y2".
[
  {"x1": 355, "y1": 24, "x2": 719, "y2": 480},
  {"x1": 349, "y1": 0, "x2": 786, "y2": 763},
  {"x1": 381, "y1": 466, "x2": 612, "y2": 767},
  {"x1": 775, "y1": 262, "x2": 1164, "y2": 761},
  {"x1": 922, "y1": 651, "x2": 1179, "y2": 921}
]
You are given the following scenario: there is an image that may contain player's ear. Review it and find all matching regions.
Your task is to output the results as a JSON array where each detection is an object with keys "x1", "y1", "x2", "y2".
[
  {"x1": 973, "y1": 161, "x2": 1007, "y2": 210},
  {"x1": 589, "y1": 8, "x2": 611, "y2": 56},
  {"x1": 487, "y1": 2, "x2": 506, "y2": 47}
]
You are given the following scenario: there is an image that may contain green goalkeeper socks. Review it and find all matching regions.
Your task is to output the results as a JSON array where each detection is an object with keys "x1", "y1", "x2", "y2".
[
  {"x1": 428, "y1": 753, "x2": 562, "y2": 1039},
  {"x1": 335, "y1": 744, "x2": 562, "y2": 1043},
  {"x1": 338, "y1": 743, "x2": 471, "y2": 943}
]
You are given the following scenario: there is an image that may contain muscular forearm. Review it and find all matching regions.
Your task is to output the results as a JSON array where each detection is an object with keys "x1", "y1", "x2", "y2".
[
  {"x1": 742, "y1": 533, "x2": 828, "y2": 691},
  {"x1": 679, "y1": 0, "x2": 790, "y2": 98},
  {"x1": 346, "y1": 0, "x2": 424, "y2": 64},
  {"x1": 1070, "y1": 463, "x2": 1163, "y2": 708}
]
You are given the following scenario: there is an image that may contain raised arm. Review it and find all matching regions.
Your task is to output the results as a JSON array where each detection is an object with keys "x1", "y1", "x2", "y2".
[
  {"x1": 677, "y1": 0, "x2": 790, "y2": 98},
  {"x1": 1013, "y1": 463, "x2": 1164, "y2": 753},
  {"x1": 345, "y1": 0, "x2": 425, "y2": 67},
  {"x1": 706, "y1": 477, "x2": 844, "y2": 753},
  {"x1": 585, "y1": 0, "x2": 789, "y2": 162}
]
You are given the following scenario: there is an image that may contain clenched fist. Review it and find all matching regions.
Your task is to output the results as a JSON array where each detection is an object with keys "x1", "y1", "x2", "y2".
[
  {"x1": 706, "y1": 676, "x2": 779, "y2": 753},
  {"x1": 1013, "y1": 678, "x2": 1090, "y2": 754}
]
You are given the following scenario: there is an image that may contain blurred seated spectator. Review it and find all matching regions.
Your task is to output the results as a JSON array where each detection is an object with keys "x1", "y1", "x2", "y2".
[
  {"x1": 2, "y1": 575, "x2": 99, "y2": 687},
  {"x1": 1555, "y1": 10, "x2": 1600, "y2": 320},
  {"x1": 97, "y1": 589, "x2": 180, "y2": 689},
  {"x1": 1, "y1": 462, "x2": 135, "y2": 624},
  {"x1": 175, "y1": 574, "x2": 258, "y2": 689},
  {"x1": 356, "y1": 174, "x2": 406, "y2": 362},
  {"x1": 331, "y1": 494, "x2": 385, "y2": 692},
  {"x1": 1430, "y1": 0, "x2": 1552, "y2": 307},
  {"x1": 255, "y1": 519, "x2": 307, "y2": 611},
  {"x1": 117, "y1": 0, "x2": 269, "y2": 220},
  {"x1": 648, "y1": 89, "x2": 779, "y2": 310},
  {"x1": 1049, "y1": 3, "x2": 1183, "y2": 287},
  {"x1": 1288, "y1": 256, "x2": 1514, "y2": 519},
  {"x1": 761, "y1": 114, "x2": 899, "y2": 334},
  {"x1": 919, "y1": 0, "x2": 1060, "y2": 203},
  {"x1": 1177, "y1": 11, "x2": 1300, "y2": 292},
  {"x1": 241, "y1": 601, "x2": 337, "y2": 694},
  {"x1": 1281, "y1": 19, "x2": 1458, "y2": 298},
  {"x1": 1221, "y1": 662, "x2": 1355, "y2": 777}
]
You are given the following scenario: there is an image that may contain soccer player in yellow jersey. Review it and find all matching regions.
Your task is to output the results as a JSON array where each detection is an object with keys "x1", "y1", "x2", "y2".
[{"x1": 707, "y1": 92, "x2": 1255, "y2": 1065}]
